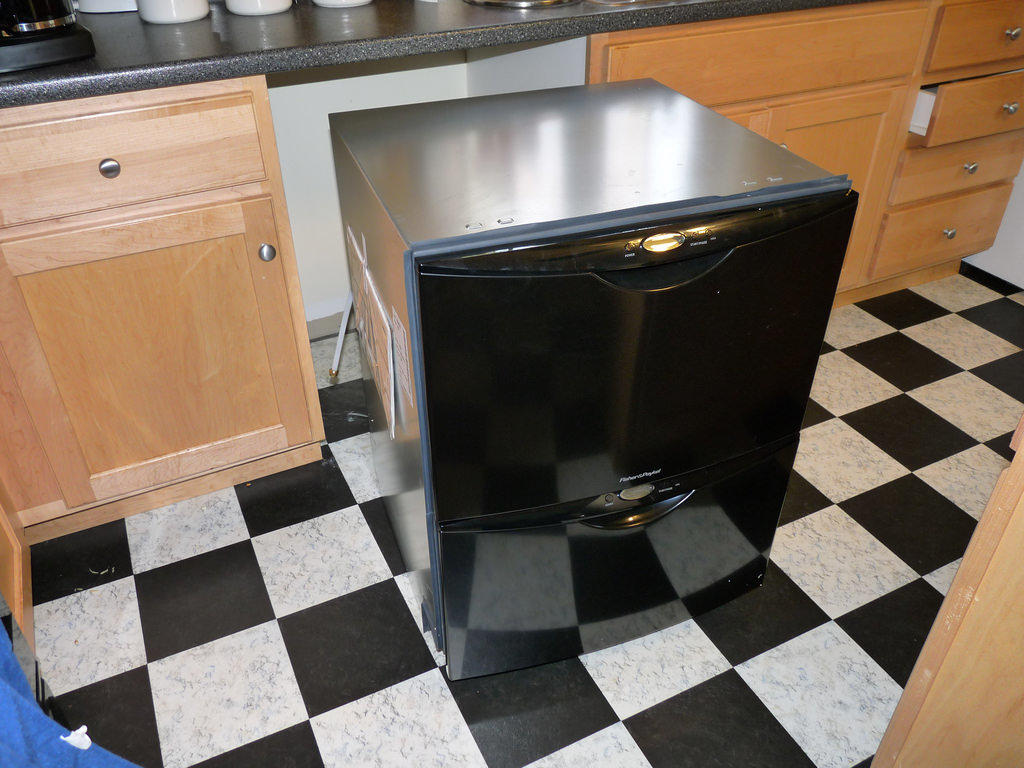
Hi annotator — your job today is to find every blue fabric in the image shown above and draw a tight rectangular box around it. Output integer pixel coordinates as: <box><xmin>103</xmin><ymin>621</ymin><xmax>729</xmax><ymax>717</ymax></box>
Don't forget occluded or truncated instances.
<box><xmin>0</xmin><ymin>632</ymin><xmax>140</xmax><ymax>768</ymax></box>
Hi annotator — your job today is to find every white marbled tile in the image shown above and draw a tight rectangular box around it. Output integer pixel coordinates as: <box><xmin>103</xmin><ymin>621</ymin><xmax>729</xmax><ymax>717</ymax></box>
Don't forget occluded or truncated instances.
<box><xmin>311</xmin><ymin>331</ymin><xmax>362</xmax><ymax>389</ymax></box>
<box><xmin>924</xmin><ymin>558</ymin><xmax>962</xmax><ymax>595</ymax></box>
<box><xmin>771</xmin><ymin>506</ymin><xmax>917</xmax><ymax>619</ymax></box>
<box><xmin>915</xmin><ymin>444</ymin><xmax>1010</xmax><ymax>519</ymax></box>
<box><xmin>525</xmin><ymin>723</ymin><xmax>653</xmax><ymax>768</ymax></box>
<box><xmin>910</xmin><ymin>274</ymin><xmax>1002</xmax><ymax>312</ymax></box>
<box><xmin>394</xmin><ymin>571</ymin><xmax>446</xmax><ymax>666</ymax></box>
<box><xmin>252</xmin><ymin>506</ymin><xmax>391</xmax><ymax>616</ymax></box>
<box><xmin>737</xmin><ymin>622</ymin><xmax>902</xmax><ymax>768</ymax></box>
<box><xmin>809</xmin><ymin>351</ymin><xmax>900</xmax><ymax>416</ymax></box>
<box><xmin>34</xmin><ymin>577</ymin><xmax>146</xmax><ymax>696</ymax></box>
<box><xmin>1010</xmin><ymin>291</ymin><xmax>1024</xmax><ymax>307</ymax></box>
<box><xmin>328</xmin><ymin>433</ymin><xmax>381</xmax><ymax>503</ymax></box>
<box><xmin>794</xmin><ymin>419</ymin><xmax>909</xmax><ymax>503</ymax></box>
<box><xmin>311</xmin><ymin>668</ymin><xmax>486</xmax><ymax>768</ymax></box>
<box><xmin>823</xmin><ymin>304</ymin><xmax>896</xmax><ymax>349</ymax></box>
<box><xmin>125</xmin><ymin>488</ymin><xmax>249</xmax><ymax>573</ymax></box>
<box><xmin>580</xmin><ymin>619</ymin><xmax>730</xmax><ymax>720</ymax></box>
<box><xmin>909</xmin><ymin>372</ymin><xmax>1024</xmax><ymax>442</ymax></box>
<box><xmin>149</xmin><ymin>621</ymin><xmax>306</xmax><ymax>768</ymax></box>
<box><xmin>901</xmin><ymin>314</ymin><xmax>1019</xmax><ymax>370</ymax></box>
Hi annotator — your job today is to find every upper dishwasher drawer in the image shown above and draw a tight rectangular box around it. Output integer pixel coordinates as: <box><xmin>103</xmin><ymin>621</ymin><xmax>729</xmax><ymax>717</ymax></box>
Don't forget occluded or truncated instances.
<box><xmin>0</xmin><ymin>92</ymin><xmax>267</xmax><ymax>228</ymax></box>
<box><xmin>928</xmin><ymin>0</ymin><xmax>1024</xmax><ymax>72</ymax></box>
<box><xmin>600</xmin><ymin>3</ymin><xmax>928</xmax><ymax>107</ymax></box>
<box><xmin>924</xmin><ymin>70</ymin><xmax>1024</xmax><ymax>145</ymax></box>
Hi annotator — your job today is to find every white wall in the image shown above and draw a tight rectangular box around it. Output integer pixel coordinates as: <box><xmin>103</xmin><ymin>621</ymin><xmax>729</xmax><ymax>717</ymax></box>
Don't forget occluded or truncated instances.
<box><xmin>965</xmin><ymin>167</ymin><xmax>1024</xmax><ymax>289</ymax></box>
<box><xmin>267</xmin><ymin>54</ymin><xmax>469</xmax><ymax>322</ymax></box>
<box><xmin>267</xmin><ymin>39</ymin><xmax>588</xmax><ymax>323</ymax></box>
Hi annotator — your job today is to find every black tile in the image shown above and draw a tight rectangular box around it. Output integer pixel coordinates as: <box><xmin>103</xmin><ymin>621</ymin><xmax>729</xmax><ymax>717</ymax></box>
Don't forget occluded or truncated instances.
<box><xmin>191</xmin><ymin>722</ymin><xmax>324</xmax><ymax>768</ymax></box>
<box><xmin>801</xmin><ymin>399</ymin><xmax>832</xmax><ymax>430</ymax></box>
<box><xmin>626</xmin><ymin>669</ymin><xmax>815</xmax><ymax>768</ymax></box>
<box><xmin>820</xmin><ymin>340</ymin><xmax>835</xmax><ymax>354</ymax></box>
<box><xmin>840</xmin><ymin>475</ymin><xmax>976</xmax><ymax>576</ymax></box>
<box><xmin>960</xmin><ymin>298</ymin><xmax>1024</xmax><ymax>348</ymax></box>
<box><xmin>446</xmin><ymin>657</ymin><xmax>617</xmax><ymax>768</ymax></box>
<box><xmin>972</xmin><ymin>350</ymin><xmax>1024</xmax><ymax>404</ymax></box>
<box><xmin>856</xmin><ymin>289</ymin><xmax>948</xmax><ymax>329</ymax></box>
<box><xmin>837</xmin><ymin>579</ymin><xmax>944</xmax><ymax>686</ymax></box>
<box><xmin>844</xmin><ymin>333</ymin><xmax>961</xmax><ymax>391</ymax></box>
<box><xmin>318</xmin><ymin>379</ymin><xmax>369</xmax><ymax>443</ymax></box>
<box><xmin>360</xmin><ymin>499</ymin><xmax>407</xmax><ymax>576</ymax></box>
<box><xmin>135</xmin><ymin>540</ymin><xmax>274</xmax><ymax>661</ymax></box>
<box><xmin>778</xmin><ymin>470</ymin><xmax>832</xmax><ymax>526</ymax></box>
<box><xmin>30</xmin><ymin>520</ymin><xmax>133</xmax><ymax>605</ymax></box>
<box><xmin>237</xmin><ymin>444</ymin><xmax>355</xmax><ymax>537</ymax></box>
<box><xmin>695</xmin><ymin>561</ymin><xmax>829</xmax><ymax>665</ymax></box>
<box><xmin>842</xmin><ymin>395</ymin><xmax>975</xmax><ymax>471</ymax></box>
<box><xmin>852</xmin><ymin>758</ymin><xmax>874</xmax><ymax>768</ymax></box>
<box><xmin>959</xmin><ymin>262</ymin><xmax>1022</xmax><ymax>295</ymax></box>
<box><xmin>50</xmin><ymin>666</ymin><xmax>163</xmax><ymax>768</ymax></box>
<box><xmin>279</xmin><ymin>579</ymin><xmax>432</xmax><ymax>718</ymax></box>
<box><xmin>986</xmin><ymin>431</ymin><xmax>1018</xmax><ymax>462</ymax></box>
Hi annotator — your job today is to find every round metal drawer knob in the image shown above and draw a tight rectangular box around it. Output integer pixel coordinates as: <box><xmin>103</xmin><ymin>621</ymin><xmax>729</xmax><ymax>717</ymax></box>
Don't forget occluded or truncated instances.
<box><xmin>98</xmin><ymin>158</ymin><xmax>121</xmax><ymax>179</ymax></box>
<box><xmin>258</xmin><ymin>243</ymin><xmax>277</xmax><ymax>262</ymax></box>
<box><xmin>964</xmin><ymin>162</ymin><xmax>980</xmax><ymax>174</ymax></box>
<box><xmin>1007</xmin><ymin>26</ymin><xmax>1022</xmax><ymax>40</ymax></box>
<box><xmin>943</xmin><ymin>228</ymin><xmax>958</xmax><ymax>240</ymax></box>
<box><xmin>1003</xmin><ymin>102</ymin><xmax>1020</xmax><ymax>115</ymax></box>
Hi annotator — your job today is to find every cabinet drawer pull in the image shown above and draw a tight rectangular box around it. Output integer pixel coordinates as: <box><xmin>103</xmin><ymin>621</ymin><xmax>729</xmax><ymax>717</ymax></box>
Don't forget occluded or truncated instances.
<box><xmin>1002</xmin><ymin>102</ymin><xmax>1020</xmax><ymax>115</ymax></box>
<box><xmin>964</xmin><ymin>161</ymin><xmax>980</xmax><ymax>174</ymax></box>
<box><xmin>1007</xmin><ymin>26</ymin><xmax>1022</xmax><ymax>41</ymax></box>
<box><xmin>943</xmin><ymin>227</ymin><xmax>958</xmax><ymax>240</ymax></box>
<box><xmin>98</xmin><ymin>158</ymin><xmax>121</xmax><ymax>179</ymax></box>
<box><xmin>258</xmin><ymin>243</ymin><xmax>277</xmax><ymax>262</ymax></box>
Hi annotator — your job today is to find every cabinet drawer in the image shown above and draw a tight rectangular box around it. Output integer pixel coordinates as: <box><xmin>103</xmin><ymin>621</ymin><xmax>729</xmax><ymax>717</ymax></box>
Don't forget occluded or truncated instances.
<box><xmin>871</xmin><ymin>183</ymin><xmax>1013</xmax><ymax>278</ymax></box>
<box><xmin>600</xmin><ymin>4</ymin><xmax>928</xmax><ymax>107</ymax></box>
<box><xmin>928</xmin><ymin>0</ymin><xmax>1024</xmax><ymax>72</ymax></box>
<box><xmin>924</xmin><ymin>71</ymin><xmax>1024</xmax><ymax>145</ymax></box>
<box><xmin>891</xmin><ymin>131</ymin><xmax>1024</xmax><ymax>204</ymax></box>
<box><xmin>0</xmin><ymin>93</ymin><xmax>267</xmax><ymax>227</ymax></box>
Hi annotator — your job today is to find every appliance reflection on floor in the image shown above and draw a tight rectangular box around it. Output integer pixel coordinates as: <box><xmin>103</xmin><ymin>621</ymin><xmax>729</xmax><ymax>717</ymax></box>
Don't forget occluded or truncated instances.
<box><xmin>29</xmin><ymin>270</ymin><xmax>1024</xmax><ymax>768</ymax></box>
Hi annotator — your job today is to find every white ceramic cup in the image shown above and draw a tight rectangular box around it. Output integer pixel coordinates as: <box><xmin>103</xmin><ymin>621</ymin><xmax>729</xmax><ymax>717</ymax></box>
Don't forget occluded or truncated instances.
<box><xmin>311</xmin><ymin>0</ymin><xmax>372</xmax><ymax>7</ymax></box>
<box><xmin>225</xmin><ymin>0</ymin><xmax>291</xmax><ymax>15</ymax></box>
<box><xmin>136</xmin><ymin>0</ymin><xmax>208</xmax><ymax>22</ymax></box>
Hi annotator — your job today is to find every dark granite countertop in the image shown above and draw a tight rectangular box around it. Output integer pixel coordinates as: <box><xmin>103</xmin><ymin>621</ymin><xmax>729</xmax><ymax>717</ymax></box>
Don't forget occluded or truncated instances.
<box><xmin>1</xmin><ymin>0</ymin><xmax>877</xmax><ymax>108</ymax></box>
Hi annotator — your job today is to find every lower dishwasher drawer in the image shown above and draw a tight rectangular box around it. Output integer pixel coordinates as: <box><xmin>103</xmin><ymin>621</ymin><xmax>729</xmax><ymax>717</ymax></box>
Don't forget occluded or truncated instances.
<box><xmin>871</xmin><ymin>182</ymin><xmax>1013</xmax><ymax>279</ymax></box>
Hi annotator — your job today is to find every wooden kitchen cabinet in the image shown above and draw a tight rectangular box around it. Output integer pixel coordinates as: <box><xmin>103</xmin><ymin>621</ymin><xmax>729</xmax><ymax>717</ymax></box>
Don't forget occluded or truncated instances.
<box><xmin>0</xmin><ymin>77</ymin><xmax>323</xmax><ymax>544</ymax></box>
<box><xmin>588</xmin><ymin>0</ymin><xmax>930</xmax><ymax>300</ymax></box>
<box><xmin>719</xmin><ymin>88</ymin><xmax>908</xmax><ymax>290</ymax></box>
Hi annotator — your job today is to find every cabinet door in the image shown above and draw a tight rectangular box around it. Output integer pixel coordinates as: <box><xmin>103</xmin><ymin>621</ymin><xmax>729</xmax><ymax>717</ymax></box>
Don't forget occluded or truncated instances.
<box><xmin>770</xmin><ymin>87</ymin><xmax>906</xmax><ymax>290</ymax></box>
<box><xmin>0</xmin><ymin>196</ymin><xmax>313</xmax><ymax>507</ymax></box>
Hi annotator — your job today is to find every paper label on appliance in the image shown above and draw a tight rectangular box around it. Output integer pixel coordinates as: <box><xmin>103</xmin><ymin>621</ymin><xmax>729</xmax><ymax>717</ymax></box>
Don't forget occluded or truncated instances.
<box><xmin>391</xmin><ymin>308</ymin><xmax>415</xmax><ymax>409</ymax></box>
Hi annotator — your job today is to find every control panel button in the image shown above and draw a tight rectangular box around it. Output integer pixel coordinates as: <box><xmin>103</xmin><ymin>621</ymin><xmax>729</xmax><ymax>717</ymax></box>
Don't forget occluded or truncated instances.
<box><xmin>619</xmin><ymin>483</ymin><xmax>655</xmax><ymax>501</ymax></box>
<box><xmin>641</xmin><ymin>232</ymin><xmax>684</xmax><ymax>252</ymax></box>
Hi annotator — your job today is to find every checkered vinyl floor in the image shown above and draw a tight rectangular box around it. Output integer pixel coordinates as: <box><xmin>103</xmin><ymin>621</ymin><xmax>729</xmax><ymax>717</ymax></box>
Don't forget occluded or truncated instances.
<box><xmin>23</xmin><ymin>270</ymin><xmax>1024</xmax><ymax>768</ymax></box>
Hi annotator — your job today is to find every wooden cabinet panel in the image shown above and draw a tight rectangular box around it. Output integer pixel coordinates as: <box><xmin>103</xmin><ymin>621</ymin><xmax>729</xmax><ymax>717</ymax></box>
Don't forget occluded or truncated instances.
<box><xmin>592</xmin><ymin>3</ymin><xmax>928</xmax><ymax>107</ymax></box>
<box><xmin>0</xmin><ymin>196</ymin><xmax>312</xmax><ymax>505</ymax></box>
<box><xmin>768</xmin><ymin>88</ymin><xmax>907</xmax><ymax>290</ymax></box>
<box><xmin>928</xmin><ymin>0</ymin><xmax>1024</xmax><ymax>72</ymax></box>
<box><xmin>870</xmin><ymin>182</ymin><xmax>1013</xmax><ymax>279</ymax></box>
<box><xmin>925</xmin><ymin>70</ymin><xmax>1024</xmax><ymax>145</ymax></box>
<box><xmin>0</xmin><ymin>91</ymin><xmax>266</xmax><ymax>228</ymax></box>
<box><xmin>890</xmin><ymin>131</ymin><xmax>1024</xmax><ymax>204</ymax></box>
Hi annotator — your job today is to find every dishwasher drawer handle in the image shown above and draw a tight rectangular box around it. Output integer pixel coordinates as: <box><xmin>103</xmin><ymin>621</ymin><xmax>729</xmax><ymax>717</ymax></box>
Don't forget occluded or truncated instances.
<box><xmin>581</xmin><ymin>490</ymin><xmax>695</xmax><ymax>530</ymax></box>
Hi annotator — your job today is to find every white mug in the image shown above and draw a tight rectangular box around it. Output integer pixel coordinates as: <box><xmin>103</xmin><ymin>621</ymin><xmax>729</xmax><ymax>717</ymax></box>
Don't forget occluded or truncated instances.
<box><xmin>136</xmin><ymin>0</ymin><xmax>208</xmax><ymax>22</ymax></box>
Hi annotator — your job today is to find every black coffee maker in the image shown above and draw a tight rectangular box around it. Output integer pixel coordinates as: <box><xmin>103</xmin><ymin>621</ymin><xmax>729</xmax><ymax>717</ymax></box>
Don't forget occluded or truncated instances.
<box><xmin>0</xmin><ymin>0</ymin><xmax>95</xmax><ymax>74</ymax></box>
